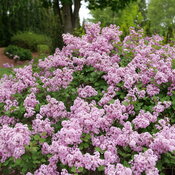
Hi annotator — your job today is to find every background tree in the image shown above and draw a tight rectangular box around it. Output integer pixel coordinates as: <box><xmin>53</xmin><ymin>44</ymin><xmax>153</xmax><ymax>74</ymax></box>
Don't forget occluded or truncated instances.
<box><xmin>87</xmin><ymin>0</ymin><xmax>137</xmax><ymax>11</ymax></box>
<box><xmin>117</xmin><ymin>1</ymin><xmax>144</xmax><ymax>36</ymax></box>
<box><xmin>89</xmin><ymin>0</ymin><xmax>146</xmax><ymax>36</ymax></box>
<box><xmin>0</xmin><ymin>0</ymin><xmax>62</xmax><ymax>48</ymax></box>
<box><xmin>0</xmin><ymin>0</ymin><xmax>138</xmax><ymax>48</ymax></box>
<box><xmin>89</xmin><ymin>7</ymin><xmax>119</xmax><ymax>27</ymax></box>
<box><xmin>148</xmin><ymin>0</ymin><xmax>175</xmax><ymax>41</ymax></box>
<box><xmin>41</xmin><ymin>0</ymin><xmax>137</xmax><ymax>33</ymax></box>
<box><xmin>138</xmin><ymin>0</ymin><xmax>147</xmax><ymax>27</ymax></box>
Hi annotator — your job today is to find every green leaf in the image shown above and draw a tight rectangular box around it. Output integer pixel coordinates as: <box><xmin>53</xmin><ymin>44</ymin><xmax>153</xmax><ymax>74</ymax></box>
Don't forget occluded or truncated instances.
<box><xmin>78</xmin><ymin>167</ymin><xmax>84</xmax><ymax>172</ymax></box>
<box><xmin>123</xmin><ymin>160</ymin><xmax>130</xmax><ymax>167</ymax></box>
<box><xmin>31</xmin><ymin>147</ymin><xmax>38</xmax><ymax>153</ymax></box>
<box><xmin>95</xmin><ymin>147</ymin><xmax>105</xmax><ymax>154</ymax></box>
<box><xmin>71</xmin><ymin>166</ymin><xmax>77</xmax><ymax>173</ymax></box>
<box><xmin>122</xmin><ymin>101</ymin><xmax>130</xmax><ymax>106</ymax></box>
<box><xmin>15</xmin><ymin>159</ymin><xmax>21</xmax><ymax>165</ymax></box>
<box><xmin>41</xmin><ymin>132</ymin><xmax>47</xmax><ymax>136</ymax></box>
<box><xmin>41</xmin><ymin>158</ymin><xmax>46</xmax><ymax>163</ymax></box>
<box><xmin>156</xmin><ymin>161</ymin><xmax>163</xmax><ymax>171</ymax></box>
<box><xmin>79</xmin><ymin>144</ymin><xmax>84</xmax><ymax>150</ymax></box>
<box><xmin>34</xmin><ymin>135</ymin><xmax>40</xmax><ymax>141</ymax></box>
<box><xmin>172</xmin><ymin>59</ymin><xmax>175</xmax><ymax>69</ymax></box>
<box><xmin>108</xmin><ymin>99</ymin><xmax>115</xmax><ymax>104</ymax></box>
<box><xmin>97</xmin><ymin>165</ymin><xmax>105</xmax><ymax>171</ymax></box>
<box><xmin>83</xmin><ymin>143</ymin><xmax>89</xmax><ymax>148</ymax></box>
<box><xmin>82</xmin><ymin>133</ymin><xmax>91</xmax><ymax>142</ymax></box>
<box><xmin>143</xmin><ymin>147</ymin><xmax>148</xmax><ymax>152</ymax></box>
<box><xmin>123</xmin><ymin>146</ymin><xmax>131</xmax><ymax>152</ymax></box>
<box><xmin>39</xmin><ymin>137</ymin><xmax>46</xmax><ymax>143</ymax></box>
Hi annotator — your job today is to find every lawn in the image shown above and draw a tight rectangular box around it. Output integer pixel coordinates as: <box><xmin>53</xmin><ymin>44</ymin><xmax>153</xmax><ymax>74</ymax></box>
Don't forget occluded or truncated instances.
<box><xmin>0</xmin><ymin>67</ymin><xmax>12</xmax><ymax>78</ymax></box>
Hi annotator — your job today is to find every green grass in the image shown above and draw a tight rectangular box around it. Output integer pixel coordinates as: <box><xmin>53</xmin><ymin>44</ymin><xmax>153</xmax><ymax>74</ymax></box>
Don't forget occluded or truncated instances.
<box><xmin>0</xmin><ymin>68</ymin><xmax>13</xmax><ymax>78</ymax></box>
<box><xmin>0</xmin><ymin>62</ymin><xmax>28</xmax><ymax>78</ymax></box>
<box><xmin>0</xmin><ymin>55</ymin><xmax>46</xmax><ymax>79</ymax></box>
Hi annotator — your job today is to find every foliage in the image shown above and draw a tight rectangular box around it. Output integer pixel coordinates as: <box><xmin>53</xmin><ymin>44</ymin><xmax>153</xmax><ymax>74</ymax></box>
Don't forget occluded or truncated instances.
<box><xmin>41</xmin><ymin>0</ymin><xmax>137</xmax><ymax>33</ymax></box>
<box><xmin>1</xmin><ymin>24</ymin><xmax>175</xmax><ymax>174</ymax></box>
<box><xmin>4</xmin><ymin>45</ymin><xmax>32</xmax><ymax>61</ymax></box>
<box><xmin>147</xmin><ymin>0</ymin><xmax>175</xmax><ymax>43</ymax></box>
<box><xmin>148</xmin><ymin>0</ymin><xmax>175</xmax><ymax>33</ymax></box>
<box><xmin>87</xmin><ymin>0</ymin><xmax>137</xmax><ymax>12</ymax></box>
<box><xmin>0</xmin><ymin>68</ymin><xmax>12</xmax><ymax>78</ymax></box>
<box><xmin>89</xmin><ymin>7</ymin><xmax>119</xmax><ymax>27</ymax></box>
<box><xmin>11</xmin><ymin>32</ymin><xmax>52</xmax><ymax>52</ymax></box>
<box><xmin>73</xmin><ymin>27</ymin><xmax>86</xmax><ymax>37</ymax></box>
<box><xmin>89</xmin><ymin>0</ymin><xmax>145</xmax><ymax>36</ymax></box>
<box><xmin>37</xmin><ymin>44</ymin><xmax>50</xmax><ymax>56</ymax></box>
<box><xmin>0</xmin><ymin>0</ymin><xmax>63</xmax><ymax>48</ymax></box>
<box><xmin>117</xmin><ymin>1</ymin><xmax>144</xmax><ymax>36</ymax></box>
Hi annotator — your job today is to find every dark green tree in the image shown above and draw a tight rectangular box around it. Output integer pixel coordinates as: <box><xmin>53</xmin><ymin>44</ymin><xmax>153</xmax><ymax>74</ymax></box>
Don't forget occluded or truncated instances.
<box><xmin>148</xmin><ymin>0</ymin><xmax>175</xmax><ymax>40</ymax></box>
<box><xmin>138</xmin><ymin>0</ymin><xmax>147</xmax><ymax>27</ymax></box>
<box><xmin>89</xmin><ymin>0</ymin><xmax>146</xmax><ymax>36</ymax></box>
<box><xmin>41</xmin><ymin>0</ymin><xmax>137</xmax><ymax>33</ymax></box>
<box><xmin>0</xmin><ymin>0</ymin><xmax>62</xmax><ymax>47</ymax></box>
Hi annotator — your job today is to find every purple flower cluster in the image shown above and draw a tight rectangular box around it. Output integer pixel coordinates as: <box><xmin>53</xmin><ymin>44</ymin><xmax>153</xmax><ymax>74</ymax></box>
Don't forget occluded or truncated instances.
<box><xmin>99</xmin><ymin>86</ymin><xmax>119</xmax><ymax>106</ymax></box>
<box><xmin>133</xmin><ymin>110</ymin><xmax>156</xmax><ymax>129</ymax></box>
<box><xmin>78</xmin><ymin>85</ymin><xmax>98</xmax><ymax>98</ymax></box>
<box><xmin>41</xmin><ymin>68</ymin><xmax>74</xmax><ymax>91</ymax></box>
<box><xmin>24</xmin><ymin>93</ymin><xmax>39</xmax><ymax>118</ymax></box>
<box><xmin>0</xmin><ymin>116</ymin><xmax>16</xmax><ymax>126</ymax></box>
<box><xmin>105</xmin><ymin>163</ymin><xmax>132</xmax><ymax>175</ymax></box>
<box><xmin>0</xmin><ymin>123</ymin><xmax>31</xmax><ymax>162</ymax></box>
<box><xmin>40</xmin><ymin>95</ymin><xmax>67</xmax><ymax>121</ymax></box>
<box><xmin>32</xmin><ymin>116</ymin><xmax>54</xmax><ymax>137</ymax></box>
<box><xmin>131</xmin><ymin>149</ymin><xmax>159</xmax><ymax>175</ymax></box>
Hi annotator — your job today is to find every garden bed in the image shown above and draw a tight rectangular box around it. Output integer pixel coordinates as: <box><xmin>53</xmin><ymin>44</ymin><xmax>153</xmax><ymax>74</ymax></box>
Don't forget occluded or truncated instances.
<box><xmin>0</xmin><ymin>48</ymin><xmax>38</xmax><ymax>68</ymax></box>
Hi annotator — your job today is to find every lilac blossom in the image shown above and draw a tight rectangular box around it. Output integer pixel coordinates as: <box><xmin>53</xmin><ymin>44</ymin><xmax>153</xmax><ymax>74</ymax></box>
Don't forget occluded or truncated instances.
<box><xmin>78</xmin><ymin>85</ymin><xmax>98</xmax><ymax>98</ymax></box>
<box><xmin>0</xmin><ymin>123</ymin><xmax>31</xmax><ymax>162</ymax></box>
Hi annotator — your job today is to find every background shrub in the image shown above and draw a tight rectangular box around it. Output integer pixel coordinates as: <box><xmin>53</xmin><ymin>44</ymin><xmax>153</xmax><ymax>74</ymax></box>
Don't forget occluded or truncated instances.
<box><xmin>37</xmin><ymin>44</ymin><xmax>50</xmax><ymax>56</ymax></box>
<box><xmin>11</xmin><ymin>32</ymin><xmax>52</xmax><ymax>52</ymax></box>
<box><xmin>4</xmin><ymin>45</ymin><xmax>32</xmax><ymax>61</ymax></box>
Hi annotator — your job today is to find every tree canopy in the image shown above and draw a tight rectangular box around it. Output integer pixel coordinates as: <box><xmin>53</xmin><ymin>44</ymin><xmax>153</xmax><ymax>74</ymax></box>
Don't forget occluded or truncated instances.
<box><xmin>0</xmin><ymin>0</ymin><xmax>62</xmax><ymax>47</ymax></box>
<box><xmin>41</xmin><ymin>0</ymin><xmax>137</xmax><ymax>33</ymax></box>
<box><xmin>147</xmin><ymin>0</ymin><xmax>175</xmax><ymax>42</ymax></box>
<box><xmin>87</xmin><ymin>0</ymin><xmax>137</xmax><ymax>11</ymax></box>
<box><xmin>89</xmin><ymin>0</ymin><xmax>146</xmax><ymax>36</ymax></box>
<box><xmin>148</xmin><ymin>0</ymin><xmax>175</xmax><ymax>34</ymax></box>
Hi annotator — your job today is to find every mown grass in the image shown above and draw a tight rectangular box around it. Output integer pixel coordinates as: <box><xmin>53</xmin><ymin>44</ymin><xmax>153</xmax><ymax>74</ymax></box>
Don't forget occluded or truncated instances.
<box><xmin>0</xmin><ymin>52</ymin><xmax>48</xmax><ymax>79</ymax></box>
<box><xmin>0</xmin><ymin>62</ymin><xmax>28</xmax><ymax>78</ymax></box>
<box><xmin>0</xmin><ymin>67</ymin><xmax>12</xmax><ymax>78</ymax></box>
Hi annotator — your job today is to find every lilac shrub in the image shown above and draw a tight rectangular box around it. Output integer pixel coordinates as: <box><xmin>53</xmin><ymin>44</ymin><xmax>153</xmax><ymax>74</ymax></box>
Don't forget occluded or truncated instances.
<box><xmin>1</xmin><ymin>23</ymin><xmax>175</xmax><ymax>174</ymax></box>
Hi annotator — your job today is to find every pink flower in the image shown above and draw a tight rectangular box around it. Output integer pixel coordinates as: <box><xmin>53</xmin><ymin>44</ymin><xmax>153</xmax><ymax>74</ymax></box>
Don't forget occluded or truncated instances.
<box><xmin>78</xmin><ymin>85</ymin><xmax>98</xmax><ymax>98</ymax></box>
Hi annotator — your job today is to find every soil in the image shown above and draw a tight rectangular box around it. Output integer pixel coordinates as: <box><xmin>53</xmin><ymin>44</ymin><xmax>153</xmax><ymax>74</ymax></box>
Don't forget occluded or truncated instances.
<box><xmin>0</xmin><ymin>48</ymin><xmax>38</xmax><ymax>68</ymax></box>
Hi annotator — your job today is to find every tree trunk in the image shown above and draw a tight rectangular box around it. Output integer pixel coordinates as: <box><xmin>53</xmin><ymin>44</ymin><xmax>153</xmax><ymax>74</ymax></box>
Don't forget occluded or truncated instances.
<box><xmin>53</xmin><ymin>0</ymin><xmax>63</xmax><ymax>27</ymax></box>
<box><xmin>62</xmin><ymin>2</ymin><xmax>73</xmax><ymax>33</ymax></box>
<box><xmin>72</xmin><ymin>0</ymin><xmax>81</xmax><ymax>29</ymax></box>
<box><xmin>55</xmin><ymin>0</ymin><xmax>81</xmax><ymax>33</ymax></box>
